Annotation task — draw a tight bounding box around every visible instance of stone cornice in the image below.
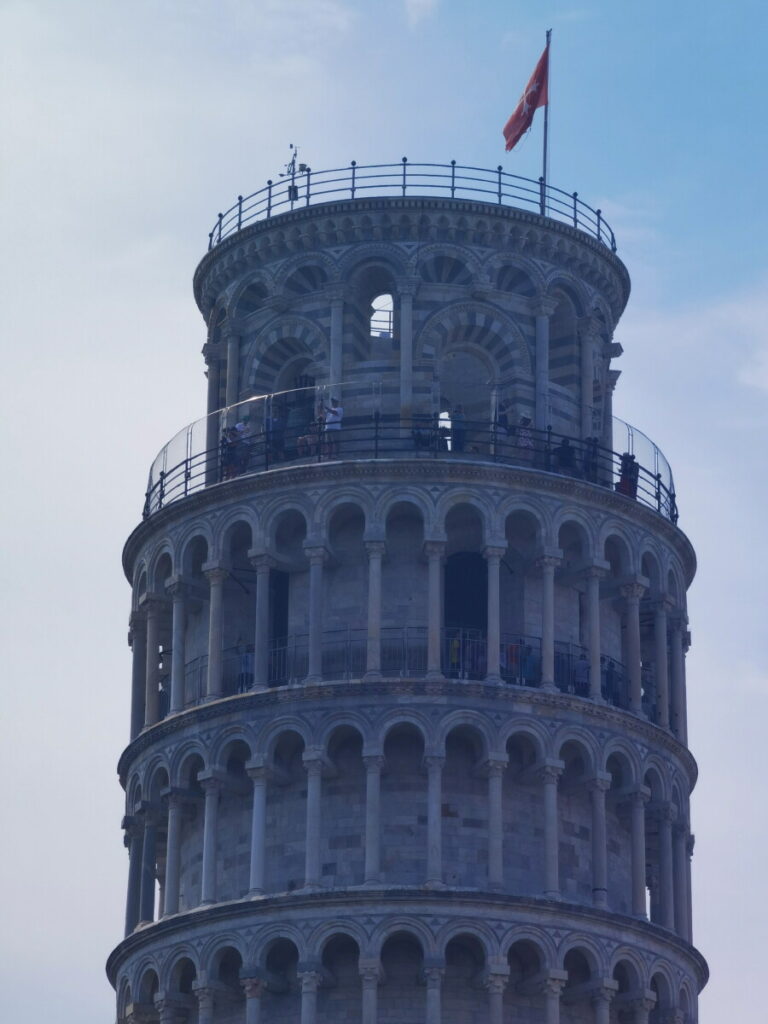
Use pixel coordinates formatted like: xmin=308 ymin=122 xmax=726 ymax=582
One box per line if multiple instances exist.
xmin=116 ymin=676 xmax=698 ymax=791
xmin=123 ymin=458 xmax=696 ymax=584
xmin=192 ymin=197 xmax=631 ymax=320
xmin=105 ymin=886 xmax=708 ymax=990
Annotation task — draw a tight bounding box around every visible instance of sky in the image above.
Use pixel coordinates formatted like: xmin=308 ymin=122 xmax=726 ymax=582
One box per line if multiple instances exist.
xmin=1 ymin=0 xmax=766 ymax=1020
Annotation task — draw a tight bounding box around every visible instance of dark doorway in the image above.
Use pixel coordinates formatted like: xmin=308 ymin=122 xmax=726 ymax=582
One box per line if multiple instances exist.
xmin=270 ymin=570 xmax=289 ymax=641
xmin=444 ymin=552 xmax=487 ymax=632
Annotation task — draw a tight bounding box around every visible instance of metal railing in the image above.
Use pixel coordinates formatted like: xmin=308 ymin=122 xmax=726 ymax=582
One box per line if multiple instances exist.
xmin=143 ymin=409 xmax=677 ymax=524
xmin=159 ymin=629 xmax=629 ymax=716
xmin=205 ymin=160 xmax=617 ymax=253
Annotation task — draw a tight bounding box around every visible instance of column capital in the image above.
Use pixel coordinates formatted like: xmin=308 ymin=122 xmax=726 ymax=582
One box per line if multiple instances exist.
xmin=627 ymin=992 xmax=657 ymax=1013
xmin=538 ymin=759 xmax=564 ymax=784
xmin=577 ymin=314 xmax=603 ymax=338
xmin=536 ymin=553 xmax=561 ymax=571
xmin=302 ymin=748 xmax=327 ymax=773
xmin=541 ymin=971 xmax=567 ymax=997
xmin=203 ymin=565 xmax=229 ymax=585
xmin=192 ymin=984 xmax=215 ymax=1010
xmin=129 ymin=609 xmax=147 ymax=632
xmin=687 ymin=832 xmax=696 ymax=857
xmin=303 ymin=543 xmax=329 ymax=564
xmin=298 ymin=969 xmax=323 ymax=993
xmin=165 ymin=575 xmax=189 ymax=600
xmin=140 ymin=592 xmax=169 ymax=614
xmin=630 ymin=784 xmax=652 ymax=806
xmin=485 ymin=758 xmax=508 ymax=777
xmin=396 ymin=275 xmax=420 ymax=297
xmin=532 ymin=295 xmax=558 ymax=317
xmin=653 ymin=595 xmax=674 ymax=614
xmin=248 ymin=552 xmax=277 ymax=572
xmin=589 ymin=772 xmax=612 ymax=794
xmin=423 ymin=754 xmax=445 ymax=772
xmin=358 ymin=960 xmax=382 ymax=985
xmin=198 ymin=771 xmax=224 ymax=794
xmin=423 ymin=539 xmax=446 ymax=559
xmin=240 ymin=977 xmax=264 ymax=999
xmin=483 ymin=544 xmax=508 ymax=560
xmin=202 ymin=342 xmax=225 ymax=365
xmin=245 ymin=755 xmax=268 ymax=777
xmin=582 ymin=560 xmax=610 ymax=580
xmin=621 ymin=580 xmax=647 ymax=602
xmin=650 ymin=800 xmax=677 ymax=824
xmin=364 ymin=540 xmax=387 ymax=558
xmin=326 ymin=285 xmax=345 ymax=304
xmin=363 ymin=754 xmax=386 ymax=772
xmin=422 ymin=965 xmax=445 ymax=986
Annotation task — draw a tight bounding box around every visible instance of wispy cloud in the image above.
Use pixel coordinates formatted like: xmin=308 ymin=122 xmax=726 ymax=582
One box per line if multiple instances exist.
xmin=405 ymin=0 xmax=439 ymax=27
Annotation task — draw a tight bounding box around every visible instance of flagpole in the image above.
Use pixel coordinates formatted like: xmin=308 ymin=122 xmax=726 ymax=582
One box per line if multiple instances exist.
xmin=541 ymin=28 xmax=552 ymax=214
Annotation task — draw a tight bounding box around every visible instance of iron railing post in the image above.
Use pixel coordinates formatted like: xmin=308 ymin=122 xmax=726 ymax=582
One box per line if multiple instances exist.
xmin=450 ymin=159 xmax=456 ymax=198
xmin=267 ymin=180 xmax=273 ymax=218
xmin=208 ymin=231 xmax=214 ymax=252
xmin=497 ymin=165 xmax=503 ymax=204
xmin=351 ymin=160 xmax=356 ymax=199
xmin=572 ymin=191 xmax=578 ymax=228
xmin=374 ymin=410 xmax=380 ymax=458
xmin=217 ymin=214 xmax=223 ymax=243
xmin=305 ymin=168 xmax=311 ymax=206
xmin=158 ymin=470 xmax=166 ymax=511
xmin=237 ymin=195 xmax=243 ymax=231
xmin=401 ymin=156 xmax=407 ymax=197
xmin=596 ymin=208 xmax=603 ymax=243
xmin=539 ymin=177 xmax=546 ymax=216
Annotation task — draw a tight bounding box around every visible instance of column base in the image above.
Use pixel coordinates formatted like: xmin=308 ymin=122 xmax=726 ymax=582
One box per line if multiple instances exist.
xmin=592 ymin=889 xmax=608 ymax=908
xmin=248 ymin=888 xmax=265 ymax=898
xmin=543 ymin=889 xmax=561 ymax=900
xmin=425 ymin=670 xmax=445 ymax=681
xmin=424 ymin=879 xmax=447 ymax=890
xmin=362 ymin=877 xmax=382 ymax=888
xmin=541 ymin=681 xmax=558 ymax=694
xmin=363 ymin=670 xmax=383 ymax=682
xmin=484 ymin=674 xmax=503 ymax=686
xmin=303 ymin=675 xmax=323 ymax=686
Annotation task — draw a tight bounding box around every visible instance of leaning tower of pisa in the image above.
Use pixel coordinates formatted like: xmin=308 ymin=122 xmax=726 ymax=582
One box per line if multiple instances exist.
xmin=108 ymin=161 xmax=707 ymax=1024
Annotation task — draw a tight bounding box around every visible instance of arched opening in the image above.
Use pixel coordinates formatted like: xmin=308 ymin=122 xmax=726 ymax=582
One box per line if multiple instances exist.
xmin=216 ymin=740 xmax=252 ymax=901
xmin=177 ymin=754 xmax=205 ymax=911
xmin=561 ymin=947 xmax=595 ymax=1022
xmin=557 ymin=741 xmax=592 ymax=904
xmin=381 ymin=724 xmax=426 ymax=883
xmin=442 ymin=726 xmax=487 ymax=886
xmin=261 ymin=938 xmax=300 ymax=1023
xmin=370 ymin=293 xmax=394 ymax=337
xmin=210 ymin=946 xmax=245 ymax=1020
xmin=383 ymin=502 xmax=427 ymax=672
xmin=322 ymin=726 xmax=366 ymax=887
xmin=444 ymin=504 xmax=486 ymax=677
xmin=438 ymin=349 xmax=495 ymax=454
xmin=606 ymin=752 xmax=634 ymax=915
xmin=317 ymin=934 xmax=362 ymax=1023
xmin=503 ymin=733 xmax=544 ymax=894
xmin=443 ymin=934 xmax=487 ymax=1021
xmin=505 ymin=939 xmax=545 ymax=1019
xmin=266 ymin=731 xmax=307 ymax=893
xmin=378 ymin=932 xmax=425 ymax=1024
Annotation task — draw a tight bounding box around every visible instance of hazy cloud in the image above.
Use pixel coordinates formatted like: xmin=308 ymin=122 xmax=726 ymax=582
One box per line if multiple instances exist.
xmin=405 ymin=0 xmax=439 ymax=27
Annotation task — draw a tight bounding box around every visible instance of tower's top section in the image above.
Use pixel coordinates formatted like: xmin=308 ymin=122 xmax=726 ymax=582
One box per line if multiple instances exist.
xmin=201 ymin=158 xmax=618 ymax=254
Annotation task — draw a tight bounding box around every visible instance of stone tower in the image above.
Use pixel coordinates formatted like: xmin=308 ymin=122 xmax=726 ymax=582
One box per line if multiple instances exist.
xmin=108 ymin=162 xmax=707 ymax=1023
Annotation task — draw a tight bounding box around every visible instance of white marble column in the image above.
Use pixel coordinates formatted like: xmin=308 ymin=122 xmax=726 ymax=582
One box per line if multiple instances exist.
xmin=585 ymin=568 xmax=604 ymax=700
xmin=163 ymin=792 xmax=183 ymax=916
xmin=670 ymin=618 xmax=688 ymax=744
xmin=686 ymin=834 xmax=695 ymax=941
xmin=241 ymin=978 xmax=263 ymax=1024
xmin=247 ymin=760 xmax=268 ymax=894
xmin=484 ymin=545 xmax=506 ymax=683
xmin=654 ymin=600 xmax=671 ymax=728
xmin=129 ymin=612 xmax=147 ymax=740
xmin=123 ymin=816 xmax=143 ymax=936
xmin=658 ymin=803 xmax=675 ymax=930
xmin=360 ymin=963 xmax=380 ymax=1024
xmin=631 ymin=787 xmax=649 ymax=918
xmin=590 ymin=774 xmax=611 ymax=908
xmin=629 ymin=996 xmax=656 ymax=1024
xmin=540 ymin=762 xmax=563 ymax=898
xmin=543 ymin=975 xmax=565 ymax=1024
xmin=621 ymin=582 xmax=645 ymax=714
xmin=365 ymin=541 xmax=385 ymax=680
xmin=534 ymin=299 xmax=556 ymax=432
xmin=487 ymin=758 xmax=507 ymax=888
xmin=224 ymin=330 xmax=240 ymax=409
xmin=538 ymin=556 xmax=560 ymax=690
xmin=425 ymin=541 xmax=445 ymax=679
xmin=363 ymin=755 xmax=384 ymax=884
xmin=204 ymin=567 xmax=228 ymax=698
xmin=194 ymin=985 xmax=215 ymax=1024
xmin=200 ymin=777 xmax=221 ymax=905
xmin=592 ymin=982 xmax=617 ymax=1024
xmin=303 ymin=750 xmax=324 ymax=888
xmin=485 ymin=972 xmax=508 ymax=1024
xmin=204 ymin=342 xmax=223 ymax=485
xmin=425 ymin=755 xmax=445 ymax=887
xmin=143 ymin=598 xmax=163 ymax=727
xmin=166 ymin=580 xmax=187 ymax=713
xmin=299 ymin=970 xmax=322 ymax=1024
xmin=250 ymin=555 xmax=273 ymax=691
xmin=674 ymin=821 xmax=690 ymax=940
xmin=578 ymin=317 xmax=598 ymax=440
xmin=398 ymin=282 xmax=416 ymax=418
xmin=138 ymin=806 xmax=157 ymax=922
xmin=329 ymin=289 xmax=344 ymax=390
xmin=424 ymin=966 xmax=444 ymax=1024
xmin=305 ymin=546 xmax=327 ymax=683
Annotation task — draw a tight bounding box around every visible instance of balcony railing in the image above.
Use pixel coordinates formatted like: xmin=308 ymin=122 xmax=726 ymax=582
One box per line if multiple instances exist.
xmin=143 ymin=407 xmax=677 ymax=524
xmin=164 ymin=629 xmax=631 ymax=717
xmin=204 ymin=160 xmax=617 ymax=252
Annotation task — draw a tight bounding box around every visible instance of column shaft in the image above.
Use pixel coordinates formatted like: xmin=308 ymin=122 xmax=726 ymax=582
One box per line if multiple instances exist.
xmin=163 ymin=797 xmax=182 ymax=915
xmin=304 ymin=759 xmax=323 ymax=887
xmin=485 ymin=549 xmax=503 ymax=682
xmin=540 ymin=559 xmax=557 ymax=688
xmin=365 ymin=543 xmax=384 ymax=678
xmin=587 ymin=572 xmax=602 ymax=700
xmin=169 ymin=589 xmax=186 ymax=713
xmin=205 ymin=569 xmax=226 ymax=698
xmin=631 ymin=791 xmax=648 ymax=917
xmin=544 ymin=980 xmax=562 ymax=1024
xmin=242 ymin=980 xmax=263 ymax=1024
xmin=249 ymin=770 xmax=267 ymax=894
xmin=225 ymin=332 xmax=239 ymax=408
xmin=591 ymin=780 xmax=609 ymax=907
xmin=654 ymin=605 xmax=670 ymax=728
xmin=658 ymin=808 xmax=675 ymax=929
xmin=139 ymin=815 xmax=157 ymax=922
xmin=674 ymin=825 xmax=690 ymax=939
xmin=425 ymin=969 xmax=442 ymax=1024
xmin=580 ymin=331 xmax=594 ymax=438
xmin=426 ymin=757 xmax=444 ymax=886
xmin=253 ymin=561 xmax=271 ymax=690
xmin=200 ymin=781 xmax=220 ymax=904
xmin=330 ymin=297 xmax=343 ymax=388
xmin=535 ymin=311 xmax=550 ymax=432
xmin=487 ymin=762 xmax=505 ymax=888
xmin=399 ymin=290 xmax=414 ymax=417
xmin=299 ymin=972 xmax=320 ymax=1024
xmin=144 ymin=603 xmax=161 ymax=727
xmin=124 ymin=826 xmax=143 ymax=935
xmin=623 ymin=585 xmax=644 ymax=713
xmin=307 ymin=553 xmax=325 ymax=682
xmin=542 ymin=767 xmax=561 ymax=898
xmin=129 ymin=615 xmax=147 ymax=740
xmin=364 ymin=757 xmax=383 ymax=883
xmin=426 ymin=543 xmax=444 ymax=678
xmin=671 ymin=622 xmax=688 ymax=744
xmin=361 ymin=971 xmax=379 ymax=1024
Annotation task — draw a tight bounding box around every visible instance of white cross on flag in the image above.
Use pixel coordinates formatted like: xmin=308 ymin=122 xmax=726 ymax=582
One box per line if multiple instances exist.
xmin=503 ymin=42 xmax=550 ymax=152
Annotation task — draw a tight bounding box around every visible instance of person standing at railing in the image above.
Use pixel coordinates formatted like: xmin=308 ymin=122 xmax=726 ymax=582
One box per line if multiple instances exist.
xmin=573 ymin=653 xmax=590 ymax=697
xmin=451 ymin=404 xmax=466 ymax=452
xmin=323 ymin=398 xmax=343 ymax=457
xmin=553 ymin=437 xmax=576 ymax=476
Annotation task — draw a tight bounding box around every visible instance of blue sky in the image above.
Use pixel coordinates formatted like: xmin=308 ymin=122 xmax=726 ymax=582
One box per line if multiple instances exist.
xmin=1 ymin=1 xmax=765 ymax=1020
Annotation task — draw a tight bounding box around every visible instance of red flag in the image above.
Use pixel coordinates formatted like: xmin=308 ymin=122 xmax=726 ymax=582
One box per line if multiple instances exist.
xmin=503 ymin=43 xmax=549 ymax=152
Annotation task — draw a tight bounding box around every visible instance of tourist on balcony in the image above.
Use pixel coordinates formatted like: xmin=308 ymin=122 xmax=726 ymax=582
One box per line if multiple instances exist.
xmin=323 ymin=397 xmax=343 ymax=457
xmin=573 ymin=653 xmax=590 ymax=696
xmin=554 ymin=436 xmax=576 ymax=475
xmin=451 ymin=404 xmax=466 ymax=452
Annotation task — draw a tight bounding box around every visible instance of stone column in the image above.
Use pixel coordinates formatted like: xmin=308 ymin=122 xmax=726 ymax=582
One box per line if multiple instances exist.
xmin=425 ymin=542 xmax=445 ymax=679
xmin=166 ymin=580 xmax=187 ymax=714
xmin=364 ymin=541 xmax=385 ymax=680
xmin=534 ymin=299 xmax=555 ymax=432
xmin=303 ymin=750 xmax=324 ymax=888
xmin=686 ymin=834 xmax=695 ymax=941
xmin=163 ymin=792 xmax=183 ymax=916
xmin=363 ymin=755 xmax=384 ymax=884
xmin=200 ymin=776 xmax=221 ymax=905
xmin=484 ymin=545 xmax=506 ymax=683
xmin=123 ymin=817 xmax=143 ymax=936
xmin=543 ymin=975 xmax=565 ymax=1024
xmin=224 ymin=330 xmax=239 ymax=409
xmin=360 ymin=963 xmax=381 ymax=1024
xmin=590 ymin=774 xmax=611 ymax=908
xmin=485 ymin=972 xmax=508 ymax=1024
xmin=204 ymin=567 xmax=228 ymax=698
xmin=629 ymin=996 xmax=657 ymax=1024
xmin=299 ymin=969 xmax=322 ymax=1024
xmin=621 ymin=582 xmax=645 ymax=714
xmin=674 ymin=821 xmax=690 ymax=940
xmin=592 ymin=981 xmax=617 ymax=1024
xmin=155 ymin=996 xmax=188 ymax=1024
xmin=423 ymin=966 xmax=444 ymax=1024
xmin=398 ymin=281 xmax=417 ymax=418
xmin=250 ymin=555 xmax=273 ymax=691
xmin=144 ymin=599 xmax=163 ymax=727
xmin=578 ymin=317 xmax=598 ymax=440
xmin=654 ymin=600 xmax=671 ymax=728
xmin=585 ymin=568 xmax=604 ymax=700
xmin=305 ymin=546 xmax=326 ymax=683
xmin=538 ymin=556 xmax=560 ymax=690
xmin=657 ymin=803 xmax=675 ymax=930
xmin=540 ymin=762 xmax=563 ymax=898
xmin=425 ymin=755 xmax=445 ymax=887
xmin=247 ymin=760 xmax=268 ymax=894
xmin=204 ymin=342 xmax=223 ymax=485
xmin=631 ymin=787 xmax=650 ymax=918
xmin=138 ymin=807 xmax=157 ymax=922
xmin=194 ymin=985 xmax=215 ymax=1024
xmin=241 ymin=978 xmax=263 ymax=1024
xmin=129 ymin=612 xmax=147 ymax=740
xmin=670 ymin=618 xmax=688 ymax=744
xmin=487 ymin=758 xmax=507 ymax=889
xmin=329 ymin=289 xmax=344 ymax=390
